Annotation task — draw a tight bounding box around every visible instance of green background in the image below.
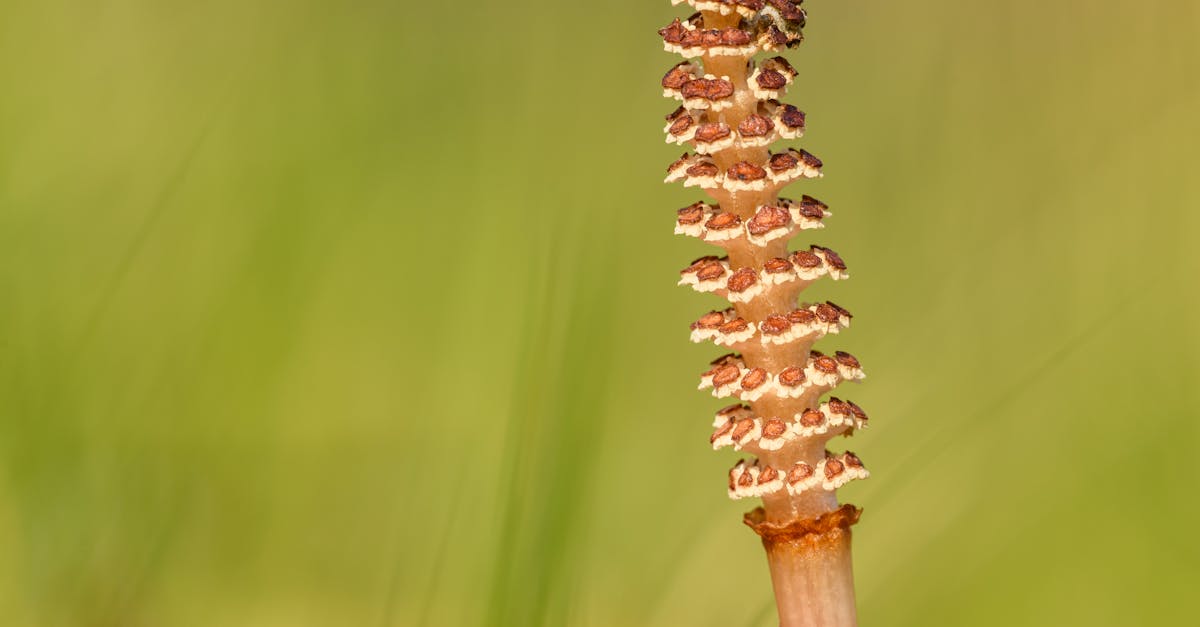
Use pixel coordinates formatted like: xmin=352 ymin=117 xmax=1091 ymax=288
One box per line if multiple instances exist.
xmin=1 ymin=0 xmax=1198 ymax=625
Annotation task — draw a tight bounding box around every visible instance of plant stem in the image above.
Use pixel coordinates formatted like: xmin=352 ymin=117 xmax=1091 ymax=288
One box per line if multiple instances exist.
xmin=747 ymin=505 xmax=861 ymax=627
xmin=658 ymin=2 xmax=870 ymax=625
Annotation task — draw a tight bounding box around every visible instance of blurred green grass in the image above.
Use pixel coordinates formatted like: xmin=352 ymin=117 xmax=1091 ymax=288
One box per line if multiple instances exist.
xmin=1 ymin=0 xmax=1198 ymax=625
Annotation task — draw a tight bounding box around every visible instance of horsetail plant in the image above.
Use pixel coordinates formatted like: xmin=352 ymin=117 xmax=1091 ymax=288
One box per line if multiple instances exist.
xmin=660 ymin=2 xmax=868 ymax=625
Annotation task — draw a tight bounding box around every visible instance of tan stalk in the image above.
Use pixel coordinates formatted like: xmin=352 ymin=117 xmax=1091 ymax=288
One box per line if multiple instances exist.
xmin=659 ymin=2 xmax=869 ymax=625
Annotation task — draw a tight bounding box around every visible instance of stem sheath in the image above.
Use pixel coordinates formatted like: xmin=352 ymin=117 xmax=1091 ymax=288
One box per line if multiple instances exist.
xmin=746 ymin=505 xmax=861 ymax=627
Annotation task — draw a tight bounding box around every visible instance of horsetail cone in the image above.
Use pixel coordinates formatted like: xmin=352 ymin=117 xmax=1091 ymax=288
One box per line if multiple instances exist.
xmin=661 ymin=2 xmax=868 ymax=625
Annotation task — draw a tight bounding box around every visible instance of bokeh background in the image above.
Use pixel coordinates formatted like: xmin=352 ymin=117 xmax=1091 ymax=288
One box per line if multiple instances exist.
xmin=1 ymin=0 xmax=1198 ymax=625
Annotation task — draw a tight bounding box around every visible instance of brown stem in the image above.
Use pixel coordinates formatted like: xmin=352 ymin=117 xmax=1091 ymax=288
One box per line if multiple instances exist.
xmin=747 ymin=506 xmax=861 ymax=627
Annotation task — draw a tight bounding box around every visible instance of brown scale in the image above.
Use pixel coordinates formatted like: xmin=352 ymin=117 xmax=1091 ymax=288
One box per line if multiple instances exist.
xmin=731 ymin=419 xmax=757 ymax=442
xmin=800 ymin=408 xmax=825 ymax=428
xmin=695 ymin=261 xmax=727 ymax=282
xmin=694 ymin=123 xmax=732 ymax=144
xmin=720 ymin=29 xmax=753 ymax=46
xmin=779 ymin=105 xmax=806 ymax=131
xmin=657 ymin=18 xmax=691 ymax=45
xmin=692 ymin=310 xmax=727 ymax=330
xmin=789 ymin=250 xmax=822 ymax=270
xmin=741 ymin=368 xmax=768 ymax=391
xmin=763 ymin=257 xmax=794 ymax=275
xmin=762 ymin=418 xmax=788 ymax=439
xmin=760 ymin=314 xmax=792 ymax=336
xmin=661 ymin=63 xmax=695 ymax=90
xmin=681 ymin=78 xmax=735 ymax=102
xmin=683 ymin=27 xmax=746 ymax=49
xmin=815 ymin=303 xmax=842 ymax=324
xmin=676 ymin=203 xmax=706 ymax=225
xmin=824 ymin=458 xmax=846 ymax=480
xmin=787 ymin=462 xmax=814 ymax=485
xmin=826 ymin=397 xmax=851 ymax=417
xmin=769 ymin=151 xmax=800 ymax=174
xmin=757 ymin=69 xmax=789 ymax=91
xmin=811 ymin=245 xmax=846 ymax=270
xmin=827 ymin=301 xmax=853 ymax=319
xmin=767 ymin=0 xmax=806 ymax=22
xmin=835 ymin=351 xmax=861 ymax=369
xmin=667 ymin=153 xmax=692 ymax=174
xmin=711 ymin=420 xmax=735 ymax=444
xmin=717 ymin=317 xmax=750 ymax=334
xmin=711 ymin=365 xmax=742 ymax=387
xmin=726 ymin=267 xmax=759 ymax=293
xmin=795 ymin=204 xmax=825 ymax=222
xmin=705 ymin=211 xmax=741 ymax=231
xmin=787 ymin=308 xmax=816 ymax=325
xmin=747 ymin=205 xmax=792 ymax=235
xmin=799 ymin=195 xmax=827 ymax=216
xmin=737 ymin=466 xmax=755 ymax=488
xmin=763 ymin=25 xmax=797 ymax=48
xmin=798 ymin=149 xmax=823 ymax=169
xmin=757 ymin=466 xmax=780 ymax=485
xmin=686 ymin=162 xmax=720 ymax=178
xmin=777 ymin=366 xmax=806 ymax=388
xmin=813 ymin=353 xmax=839 ymax=375
xmin=727 ymin=161 xmax=767 ymax=182
xmin=682 ymin=255 xmax=721 ymax=274
xmin=738 ymin=114 xmax=774 ymax=138
xmin=668 ymin=114 xmax=696 ymax=137
xmin=766 ymin=56 xmax=797 ymax=75
xmin=703 ymin=354 xmax=740 ymax=378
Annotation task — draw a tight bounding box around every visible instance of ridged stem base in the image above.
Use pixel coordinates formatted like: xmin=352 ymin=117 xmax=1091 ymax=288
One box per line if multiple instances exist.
xmin=745 ymin=505 xmax=862 ymax=627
